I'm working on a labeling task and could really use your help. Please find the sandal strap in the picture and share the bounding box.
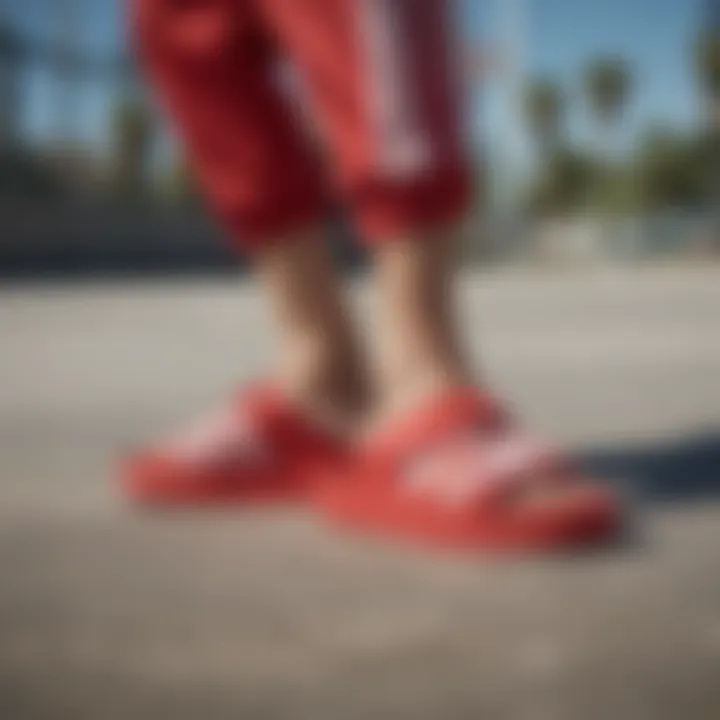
[366,388,509,462]
[161,385,280,466]
[402,432,562,506]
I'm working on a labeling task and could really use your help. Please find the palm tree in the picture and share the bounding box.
[50,0,82,141]
[694,29,720,245]
[695,30,720,115]
[583,57,632,158]
[583,57,632,223]
[111,96,155,197]
[524,79,565,159]
[165,155,198,203]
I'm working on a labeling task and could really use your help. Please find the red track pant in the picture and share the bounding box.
[132,0,472,249]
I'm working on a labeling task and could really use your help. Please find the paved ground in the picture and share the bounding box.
[1,267,719,720]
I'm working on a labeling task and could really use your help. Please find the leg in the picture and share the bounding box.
[261,0,618,550]
[123,0,367,506]
[371,227,471,425]
[255,230,367,427]
[132,0,366,423]
[258,0,472,421]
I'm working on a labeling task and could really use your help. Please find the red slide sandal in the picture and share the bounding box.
[121,385,346,507]
[316,389,619,553]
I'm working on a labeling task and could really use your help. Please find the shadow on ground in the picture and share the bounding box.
[580,430,720,503]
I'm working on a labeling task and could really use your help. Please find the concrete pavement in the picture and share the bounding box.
[1,267,719,719]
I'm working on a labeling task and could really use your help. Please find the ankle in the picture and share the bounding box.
[255,229,369,431]
[278,332,369,432]
[370,225,472,426]
[374,362,470,424]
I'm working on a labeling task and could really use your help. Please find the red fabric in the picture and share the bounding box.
[121,386,347,506]
[132,0,472,247]
[316,389,620,553]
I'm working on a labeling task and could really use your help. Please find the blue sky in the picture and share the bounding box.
[469,0,704,158]
[4,0,707,160]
